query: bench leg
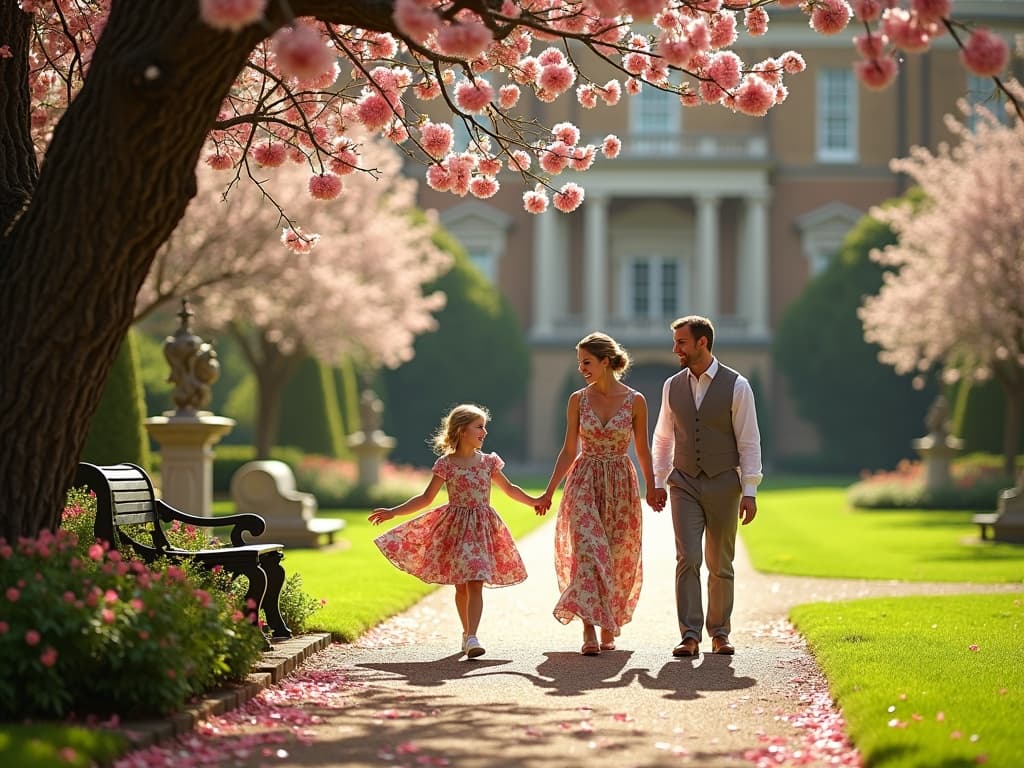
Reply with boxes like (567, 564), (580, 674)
(260, 551), (293, 639)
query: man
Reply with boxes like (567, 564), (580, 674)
(650, 315), (762, 657)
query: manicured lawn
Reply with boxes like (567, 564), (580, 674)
(743, 480), (1024, 583)
(792, 593), (1024, 768)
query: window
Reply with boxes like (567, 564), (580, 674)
(466, 246), (497, 283)
(816, 69), (857, 162)
(630, 82), (680, 155)
(622, 256), (680, 320)
(966, 74), (1007, 130)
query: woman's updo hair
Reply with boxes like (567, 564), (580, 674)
(431, 403), (490, 455)
(577, 332), (631, 379)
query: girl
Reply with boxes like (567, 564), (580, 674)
(369, 403), (540, 658)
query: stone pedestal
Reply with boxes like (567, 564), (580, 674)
(347, 430), (396, 487)
(993, 474), (1024, 544)
(911, 434), (964, 490)
(145, 412), (235, 517)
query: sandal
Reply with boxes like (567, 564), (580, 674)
(599, 629), (616, 651)
(581, 641), (600, 656)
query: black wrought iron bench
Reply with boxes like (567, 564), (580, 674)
(75, 462), (291, 639)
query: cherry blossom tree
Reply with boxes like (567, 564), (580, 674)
(170, 139), (450, 457)
(0, 0), (1018, 539)
(859, 82), (1024, 477)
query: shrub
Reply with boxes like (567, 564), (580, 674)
(847, 454), (1020, 510)
(0, 527), (265, 719)
(212, 444), (306, 495)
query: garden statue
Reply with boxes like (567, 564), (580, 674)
(911, 393), (963, 491)
(347, 386), (396, 487)
(164, 298), (221, 415)
(145, 298), (234, 516)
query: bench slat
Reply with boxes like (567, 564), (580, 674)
(108, 479), (151, 492)
(114, 511), (160, 525)
(112, 490), (155, 504)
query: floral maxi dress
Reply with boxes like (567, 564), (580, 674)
(374, 452), (527, 587)
(553, 388), (643, 635)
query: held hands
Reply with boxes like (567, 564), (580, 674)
(534, 491), (554, 516)
(647, 487), (667, 512)
(368, 508), (396, 526)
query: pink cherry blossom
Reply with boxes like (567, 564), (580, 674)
(426, 163), (452, 192)
(553, 182), (584, 212)
(602, 134), (622, 159)
(281, 227), (320, 254)
(707, 51), (742, 90)
(851, 0), (884, 22)
(498, 84), (521, 109)
(308, 173), (343, 200)
(810, 0), (853, 36)
(912, 0), (952, 24)
(470, 177), (499, 199)
(205, 152), (234, 171)
(436, 19), (493, 59)
(199, 0), (266, 32)
(271, 23), (336, 83)
(854, 33), (889, 60)
(252, 142), (287, 167)
(600, 79), (622, 106)
(577, 84), (599, 109)
(539, 141), (572, 174)
(855, 56), (898, 90)
(744, 7), (769, 36)
(523, 186), (549, 214)
(552, 122), (581, 145)
(509, 149), (532, 172)
(478, 156), (502, 176)
(454, 79), (494, 113)
(420, 122), (454, 159)
(960, 29), (1008, 77)
(539, 64), (576, 97)
(571, 145), (596, 171)
(734, 76), (775, 116)
(357, 92), (393, 132)
(392, 0), (440, 45)
(708, 11), (738, 49)
(779, 50), (806, 74)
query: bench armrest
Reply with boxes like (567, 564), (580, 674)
(156, 499), (267, 546)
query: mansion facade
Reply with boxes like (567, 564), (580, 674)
(414, 2), (1024, 467)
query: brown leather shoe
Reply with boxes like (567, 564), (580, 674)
(672, 638), (699, 657)
(711, 635), (735, 655)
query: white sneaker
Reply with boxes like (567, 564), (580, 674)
(464, 635), (485, 658)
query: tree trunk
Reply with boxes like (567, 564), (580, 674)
(0, 3), (265, 540)
(1002, 387), (1022, 479)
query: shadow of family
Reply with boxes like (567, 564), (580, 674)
(355, 650), (756, 701)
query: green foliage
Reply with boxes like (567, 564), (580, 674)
(81, 329), (151, 471)
(792, 595), (1024, 768)
(278, 357), (345, 457)
(949, 377), (1024, 455)
(774, 195), (936, 473)
(382, 225), (530, 466)
(292, 455), (431, 508)
(336, 355), (361, 437)
(1, 498), (266, 719)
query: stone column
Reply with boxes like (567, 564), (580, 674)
(695, 194), (720, 318)
(532, 208), (558, 336)
(742, 193), (770, 335)
(583, 193), (609, 331)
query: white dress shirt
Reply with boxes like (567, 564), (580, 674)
(651, 358), (763, 497)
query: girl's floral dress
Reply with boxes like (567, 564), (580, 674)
(553, 388), (643, 635)
(374, 452), (527, 587)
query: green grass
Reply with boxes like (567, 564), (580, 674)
(743, 483), (1024, 583)
(0, 724), (124, 768)
(214, 488), (556, 641)
(791, 594), (1024, 768)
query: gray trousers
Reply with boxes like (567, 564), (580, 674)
(667, 466), (741, 642)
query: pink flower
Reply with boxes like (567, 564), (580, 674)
(329, 144), (359, 175)
(509, 150), (531, 172)
(602, 135), (621, 159)
(281, 227), (320, 254)
(854, 56), (898, 90)
(454, 79), (494, 113)
(733, 76), (775, 116)
(40, 647), (58, 667)
(478, 156), (502, 176)
(357, 92), (393, 131)
(657, 36), (697, 68)
(707, 51), (743, 90)
(498, 84), (520, 109)
(539, 141), (572, 174)
(199, 0), (266, 32)
(523, 187), (549, 214)
(851, 0), (884, 22)
(0, 622), (7, 634)
(552, 121), (580, 145)
(470, 177), (499, 198)
(577, 84), (598, 109)
(414, 78), (442, 101)
(854, 33), (888, 59)
(600, 79), (622, 106)
(272, 23), (336, 83)
(744, 7), (769, 36)
(553, 182), (584, 213)
(392, 0), (440, 45)
(101, 608), (116, 624)
(709, 12), (738, 49)
(0, 45), (12, 59)
(912, 0), (952, 24)
(5, 587), (18, 602)
(425, 163), (452, 192)
(571, 145), (596, 171)
(309, 173), (343, 200)
(538, 64), (576, 97)
(251, 142), (287, 167)
(810, 0), (853, 36)
(25, 629), (40, 646)
(205, 152), (234, 171)
(420, 121), (454, 159)
(960, 29), (1008, 77)
(624, 0), (665, 21)
(436, 19), (493, 59)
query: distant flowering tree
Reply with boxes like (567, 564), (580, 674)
(0, 0), (1020, 538)
(859, 81), (1024, 477)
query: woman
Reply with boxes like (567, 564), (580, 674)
(537, 332), (661, 655)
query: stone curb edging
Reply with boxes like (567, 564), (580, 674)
(113, 632), (333, 753)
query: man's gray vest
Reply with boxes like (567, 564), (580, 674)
(668, 364), (740, 478)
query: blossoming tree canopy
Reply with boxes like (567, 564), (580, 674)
(21, 1), (1014, 240)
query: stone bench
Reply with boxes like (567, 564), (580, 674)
(972, 512), (999, 541)
(230, 460), (344, 548)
